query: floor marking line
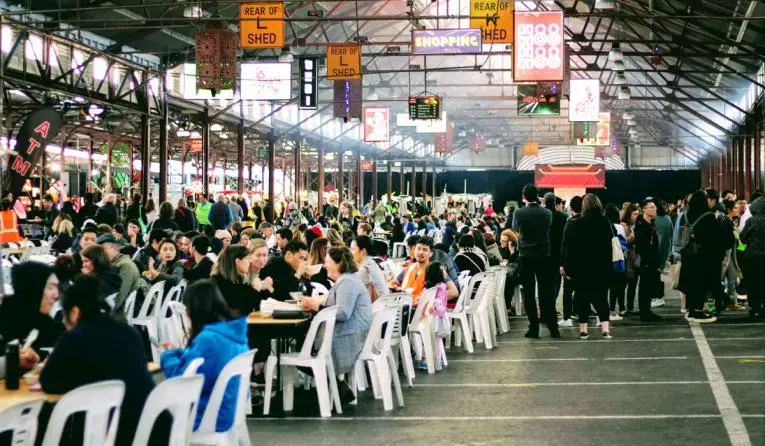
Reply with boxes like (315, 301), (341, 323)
(253, 414), (725, 421)
(448, 357), (690, 362)
(497, 337), (764, 345)
(603, 356), (688, 360)
(690, 324), (751, 446)
(409, 381), (710, 387)
(726, 381), (765, 384)
(716, 356), (765, 359)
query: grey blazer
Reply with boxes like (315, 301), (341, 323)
(323, 272), (372, 372)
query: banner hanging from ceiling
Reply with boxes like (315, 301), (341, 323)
(513, 11), (564, 82)
(574, 112), (611, 146)
(434, 123), (455, 153)
(240, 62), (292, 100)
(470, 0), (514, 44)
(333, 79), (362, 120)
(535, 164), (606, 189)
(3, 107), (62, 198)
(568, 78), (600, 122)
(299, 57), (318, 110)
(412, 29), (482, 55)
(363, 107), (390, 142)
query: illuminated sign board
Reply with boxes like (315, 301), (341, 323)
(408, 96), (442, 120)
(299, 57), (318, 109)
(535, 164), (606, 189)
(517, 82), (561, 116)
(412, 29), (482, 55)
(513, 11), (564, 82)
(333, 79), (362, 120)
(575, 112), (611, 146)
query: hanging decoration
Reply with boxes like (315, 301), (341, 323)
(196, 28), (238, 95)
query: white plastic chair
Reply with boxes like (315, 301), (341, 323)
(489, 267), (510, 334)
(42, 380), (125, 446)
(104, 293), (118, 311)
(166, 301), (192, 348)
(132, 375), (204, 446)
(310, 282), (329, 297)
(182, 358), (205, 377)
(372, 293), (416, 387)
(350, 306), (404, 411)
(190, 349), (256, 446)
(445, 274), (481, 354)
(128, 281), (166, 361)
(263, 306), (340, 418)
(0, 398), (44, 446)
(157, 283), (188, 344)
(407, 287), (444, 374)
(465, 272), (495, 350)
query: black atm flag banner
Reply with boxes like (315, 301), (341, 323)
(3, 107), (62, 198)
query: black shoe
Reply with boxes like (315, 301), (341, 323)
(338, 380), (355, 404)
(602, 332), (613, 339)
(549, 327), (561, 338)
(579, 332), (589, 340)
(524, 330), (540, 339)
(640, 313), (662, 322)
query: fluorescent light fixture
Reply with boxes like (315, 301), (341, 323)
(611, 59), (625, 72)
(627, 119), (637, 127)
(183, 5), (203, 18)
(618, 86), (631, 100)
(210, 123), (223, 132)
(190, 131), (202, 138)
(595, 0), (616, 9)
(609, 43), (623, 62)
(623, 112), (635, 120)
(176, 130), (190, 137)
(220, 133), (229, 139)
(614, 73), (627, 85)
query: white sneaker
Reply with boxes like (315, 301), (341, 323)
(558, 318), (573, 327)
(680, 308), (687, 314)
(651, 298), (666, 308)
(594, 317), (601, 327)
(609, 313), (623, 321)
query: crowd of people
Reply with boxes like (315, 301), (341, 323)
(1, 183), (763, 444)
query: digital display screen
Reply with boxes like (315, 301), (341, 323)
(517, 82), (561, 116)
(408, 96), (442, 120)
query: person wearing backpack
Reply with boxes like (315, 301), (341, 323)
(740, 195), (765, 319)
(677, 190), (721, 323)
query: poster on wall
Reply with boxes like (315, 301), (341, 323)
(535, 164), (606, 188)
(513, 11), (564, 82)
(363, 107), (390, 142)
(568, 78), (600, 122)
(240, 62), (292, 100)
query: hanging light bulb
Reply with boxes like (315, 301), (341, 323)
(618, 86), (631, 100)
(609, 42), (624, 62)
(613, 72), (627, 85)
(611, 59), (625, 72)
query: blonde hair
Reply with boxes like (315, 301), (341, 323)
(247, 238), (268, 254)
(326, 228), (344, 247)
(58, 219), (74, 237)
(309, 237), (329, 265)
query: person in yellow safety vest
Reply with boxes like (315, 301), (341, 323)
(0, 209), (25, 243)
(195, 194), (212, 226)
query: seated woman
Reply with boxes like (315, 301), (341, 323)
(301, 246), (372, 404)
(51, 218), (75, 253)
(0, 262), (63, 369)
(39, 275), (155, 446)
(211, 245), (268, 317)
(144, 238), (185, 286)
(80, 244), (122, 300)
(453, 234), (487, 276)
(350, 235), (389, 301)
(307, 237), (332, 291)
(160, 280), (248, 432)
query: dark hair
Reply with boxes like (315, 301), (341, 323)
(277, 228), (293, 241)
(191, 235), (210, 255)
(353, 235), (375, 256)
(655, 198), (667, 217)
(639, 197), (655, 209)
(425, 261), (446, 288)
(522, 184), (538, 202)
(722, 199), (735, 212)
(10, 262), (55, 315)
(158, 238), (180, 265)
(132, 193), (142, 205)
(406, 234), (421, 248)
(283, 239), (308, 255)
(686, 190), (710, 222)
(149, 229), (167, 244)
(53, 255), (78, 285)
(127, 219), (140, 229)
(230, 222), (242, 235)
(605, 203), (621, 224)
(471, 229), (486, 252)
(721, 189), (734, 199)
(458, 233), (475, 249)
(113, 223), (125, 235)
(183, 280), (233, 342)
(62, 274), (110, 323)
(327, 246), (357, 274)
(80, 226), (98, 238)
(80, 245), (111, 273)
(159, 201), (173, 220)
(417, 236), (435, 251)
(569, 196), (583, 214)
(705, 189), (719, 202)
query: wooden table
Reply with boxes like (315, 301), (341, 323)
(247, 311), (310, 326)
(0, 362), (163, 412)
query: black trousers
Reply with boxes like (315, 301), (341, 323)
(562, 277), (575, 320)
(745, 255), (764, 313)
(626, 273), (639, 311)
(520, 255), (556, 330)
(637, 267), (660, 316)
(574, 283), (610, 323)
(609, 271), (627, 313)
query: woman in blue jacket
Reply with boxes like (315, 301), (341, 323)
(160, 280), (248, 432)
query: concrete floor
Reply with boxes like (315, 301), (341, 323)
(248, 283), (765, 445)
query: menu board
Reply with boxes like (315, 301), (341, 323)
(408, 96), (442, 120)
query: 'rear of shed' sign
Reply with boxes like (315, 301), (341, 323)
(3, 107), (62, 198)
(240, 2), (285, 49)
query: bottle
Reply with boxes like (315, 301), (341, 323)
(5, 339), (20, 390)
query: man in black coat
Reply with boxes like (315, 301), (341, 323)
(512, 184), (559, 338)
(544, 192), (567, 300)
(95, 194), (119, 227)
(208, 194), (233, 230)
(634, 198), (662, 321)
(260, 240), (309, 301)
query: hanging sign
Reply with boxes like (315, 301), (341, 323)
(535, 164), (605, 189)
(412, 29), (482, 55)
(326, 44), (362, 80)
(333, 79), (362, 119)
(240, 2), (285, 49)
(408, 96), (442, 120)
(240, 62), (292, 100)
(569, 78), (600, 122)
(299, 57), (318, 110)
(3, 107), (62, 198)
(517, 82), (561, 116)
(513, 11), (564, 82)
(575, 112), (611, 146)
(363, 107), (390, 142)
(434, 123), (455, 154)
(188, 139), (203, 153)
(470, 0), (514, 44)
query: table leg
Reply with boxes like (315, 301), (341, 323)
(272, 336), (284, 417)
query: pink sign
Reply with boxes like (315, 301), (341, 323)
(513, 11), (564, 82)
(363, 107), (389, 142)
